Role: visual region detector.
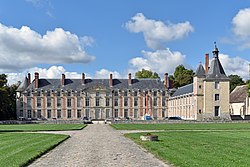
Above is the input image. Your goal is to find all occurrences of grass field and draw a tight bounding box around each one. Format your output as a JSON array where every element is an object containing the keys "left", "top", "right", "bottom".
[
  {"left": 111, "top": 123, "right": 250, "bottom": 130},
  {"left": 115, "top": 123, "right": 250, "bottom": 167},
  {"left": 0, "top": 132, "right": 69, "bottom": 167},
  {"left": 0, "top": 124, "right": 86, "bottom": 132}
]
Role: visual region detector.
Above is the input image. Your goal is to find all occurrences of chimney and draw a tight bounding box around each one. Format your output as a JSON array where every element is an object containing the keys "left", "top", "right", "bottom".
[
  {"left": 164, "top": 73, "right": 168, "bottom": 88},
  {"left": 34, "top": 72, "right": 39, "bottom": 89},
  {"left": 82, "top": 73, "right": 85, "bottom": 85},
  {"left": 128, "top": 73, "right": 132, "bottom": 85},
  {"left": 205, "top": 53, "right": 209, "bottom": 74},
  {"left": 28, "top": 73, "right": 31, "bottom": 86},
  {"left": 109, "top": 73, "right": 113, "bottom": 87},
  {"left": 61, "top": 74, "right": 65, "bottom": 86}
]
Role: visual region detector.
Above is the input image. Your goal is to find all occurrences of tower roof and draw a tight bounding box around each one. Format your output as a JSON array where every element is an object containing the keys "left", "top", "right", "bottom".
[
  {"left": 16, "top": 77, "right": 28, "bottom": 92},
  {"left": 205, "top": 44, "right": 230, "bottom": 81},
  {"left": 195, "top": 63, "right": 206, "bottom": 77}
]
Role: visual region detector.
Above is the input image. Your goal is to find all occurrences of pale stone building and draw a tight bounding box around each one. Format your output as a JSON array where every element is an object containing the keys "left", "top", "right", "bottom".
[{"left": 16, "top": 45, "right": 231, "bottom": 121}]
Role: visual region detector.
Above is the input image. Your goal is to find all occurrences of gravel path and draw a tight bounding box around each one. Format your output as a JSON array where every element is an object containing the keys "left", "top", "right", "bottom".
[{"left": 29, "top": 124, "right": 170, "bottom": 167}]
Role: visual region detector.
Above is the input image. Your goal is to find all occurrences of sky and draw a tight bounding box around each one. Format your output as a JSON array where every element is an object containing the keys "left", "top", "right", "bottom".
[{"left": 0, "top": 0, "right": 250, "bottom": 85}]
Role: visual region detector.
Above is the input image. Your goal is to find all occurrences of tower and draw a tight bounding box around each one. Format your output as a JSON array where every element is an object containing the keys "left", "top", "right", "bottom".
[{"left": 203, "top": 44, "right": 231, "bottom": 120}]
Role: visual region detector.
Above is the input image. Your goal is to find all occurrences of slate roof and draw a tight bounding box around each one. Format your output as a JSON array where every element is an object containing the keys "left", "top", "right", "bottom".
[
  {"left": 171, "top": 83, "right": 193, "bottom": 97},
  {"left": 230, "top": 85, "right": 248, "bottom": 103},
  {"left": 24, "top": 78, "right": 166, "bottom": 91},
  {"left": 195, "top": 63, "right": 206, "bottom": 77},
  {"left": 205, "top": 46, "right": 230, "bottom": 81},
  {"left": 16, "top": 77, "right": 28, "bottom": 92}
]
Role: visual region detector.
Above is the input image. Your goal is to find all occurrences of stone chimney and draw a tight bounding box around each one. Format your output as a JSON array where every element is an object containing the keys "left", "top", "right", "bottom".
[
  {"left": 34, "top": 72, "right": 39, "bottom": 89},
  {"left": 205, "top": 53, "right": 209, "bottom": 74},
  {"left": 28, "top": 73, "right": 31, "bottom": 86},
  {"left": 61, "top": 74, "right": 65, "bottom": 86},
  {"left": 109, "top": 74, "right": 113, "bottom": 87},
  {"left": 82, "top": 73, "right": 85, "bottom": 85},
  {"left": 128, "top": 73, "right": 132, "bottom": 85},
  {"left": 164, "top": 73, "right": 168, "bottom": 88}
]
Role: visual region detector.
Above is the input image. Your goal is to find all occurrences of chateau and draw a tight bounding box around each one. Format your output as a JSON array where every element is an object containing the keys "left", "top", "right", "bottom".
[{"left": 16, "top": 46, "right": 231, "bottom": 121}]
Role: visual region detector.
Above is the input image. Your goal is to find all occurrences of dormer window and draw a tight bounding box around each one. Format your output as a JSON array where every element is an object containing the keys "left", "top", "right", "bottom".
[{"left": 215, "top": 82, "right": 219, "bottom": 89}]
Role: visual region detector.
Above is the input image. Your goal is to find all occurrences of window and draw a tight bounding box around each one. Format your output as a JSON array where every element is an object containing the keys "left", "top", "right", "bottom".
[
  {"left": 77, "top": 91, "right": 81, "bottom": 96},
  {"left": 37, "top": 91, "right": 40, "bottom": 96},
  {"left": 27, "top": 91, "right": 30, "bottom": 96},
  {"left": 153, "top": 98, "right": 157, "bottom": 106},
  {"left": 37, "top": 98, "right": 41, "bottom": 107},
  {"left": 215, "top": 94, "right": 220, "bottom": 101},
  {"left": 47, "top": 98, "right": 51, "bottom": 107},
  {"left": 134, "top": 98, "right": 138, "bottom": 107},
  {"left": 96, "top": 92, "right": 100, "bottom": 97},
  {"left": 134, "top": 109, "right": 138, "bottom": 118},
  {"left": 162, "top": 109, "right": 165, "bottom": 117},
  {"left": 67, "top": 98, "right": 71, "bottom": 107},
  {"left": 67, "top": 109, "right": 71, "bottom": 118},
  {"left": 134, "top": 91, "right": 137, "bottom": 96},
  {"left": 124, "top": 91, "right": 127, "bottom": 96},
  {"left": 85, "top": 98, "right": 90, "bottom": 107},
  {"left": 124, "top": 109, "right": 128, "bottom": 118},
  {"left": 47, "top": 109, "right": 51, "bottom": 118},
  {"left": 114, "top": 91, "right": 118, "bottom": 96},
  {"left": 199, "top": 85, "right": 202, "bottom": 89},
  {"left": 20, "top": 98, "right": 23, "bottom": 107},
  {"left": 57, "top": 98, "right": 61, "bottom": 107},
  {"left": 27, "top": 110, "right": 32, "bottom": 118},
  {"left": 114, "top": 109, "right": 118, "bottom": 118},
  {"left": 37, "top": 110, "right": 41, "bottom": 118},
  {"left": 215, "top": 82, "right": 220, "bottom": 89},
  {"left": 96, "top": 98, "right": 100, "bottom": 106},
  {"left": 214, "top": 106, "right": 220, "bottom": 116},
  {"left": 57, "top": 91, "right": 60, "bottom": 96},
  {"left": 19, "top": 110, "right": 23, "bottom": 117},
  {"left": 114, "top": 98, "right": 118, "bottom": 106},
  {"left": 85, "top": 109, "right": 90, "bottom": 117},
  {"left": 106, "top": 98, "right": 110, "bottom": 106},
  {"left": 124, "top": 98, "right": 128, "bottom": 106},
  {"left": 57, "top": 110, "right": 61, "bottom": 118},
  {"left": 47, "top": 91, "right": 50, "bottom": 96},
  {"left": 153, "top": 91, "right": 157, "bottom": 96},
  {"left": 199, "top": 109, "right": 202, "bottom": 114},
  {"left": 77, "top": 109, "right": 81, "bottom": 118},
  {"left": 106, "top": 92, "right": 110, "bottom": 96},
  {"left": 67, "top": 91, "right": 71, "bottom": 96},
  {"left": 27, "top": 98, "right": 31, "bottom": 107},
  {"left": 162, "top": 91, "right": 165, "bottom": 96},
  {"left": 77, "top": 98, "right": 81, "bottom": 107},
  {"left": 162, "top": 97, "right": 166, "bottom": 106},
  {"left": 106, "top": 109, "right": 110, "bottom": 118}
]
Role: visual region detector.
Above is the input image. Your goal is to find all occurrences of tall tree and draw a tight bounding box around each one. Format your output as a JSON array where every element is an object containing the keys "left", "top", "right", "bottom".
[
  {"left": 173, "top": 65, "right": 194, "bottom": 88},
  {"left": 228, "top": 74, "right": 244, "bottom": 92},
  {"left": 135, "top": 69, "right": 160, "bottom": 79}
]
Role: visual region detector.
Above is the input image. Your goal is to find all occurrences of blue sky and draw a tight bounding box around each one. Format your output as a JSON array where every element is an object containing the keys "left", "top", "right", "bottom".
[{"left": 0, "top": 0, "right": 250, "bottom": 84}]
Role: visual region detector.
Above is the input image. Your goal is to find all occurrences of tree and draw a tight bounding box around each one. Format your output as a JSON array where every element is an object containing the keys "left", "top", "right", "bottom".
[
  {"left": 135, "top": 69, "right": 160, "bottom": 79},
  {"left": 173, "top": 65, "right": 194, "bottom": 88},
  {"left": 0, "top": 74, "right": 18, "bottom": 120},
  {"left": 228, "top": 74, "right": 244, "bottom": 92}
]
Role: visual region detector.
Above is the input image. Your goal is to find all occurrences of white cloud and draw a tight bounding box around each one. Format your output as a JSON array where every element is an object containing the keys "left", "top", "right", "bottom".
[
  {"left": 219, "top": 54, "right": 250, "bottom": 80},
  {"left": 0, "top": 23, "right": 95, "bottom": 72},
  {"left": 125, "top": 13, "right": 194, "bottom": 49},
  {"left": 94, "top": 69, "right": 122, "bottom": 79},
  {"left": 129, "top": 48, "right": 186, "bottom": 76},
  {"left": 232, "top": 8, "right": 250, "bottom": 38}
]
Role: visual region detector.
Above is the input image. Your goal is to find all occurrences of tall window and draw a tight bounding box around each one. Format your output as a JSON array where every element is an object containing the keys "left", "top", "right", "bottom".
[
  {"left": 37, "top": 110, "right": 41, "bottom": 118},
  {"left": 124, "top": 91, "right": 127, "bottom": 96},
  {"left": 47, "top": 109, "right": 51, "bottom": 118},
  {"left": 153, "top": 91, "right": 157, "bottom": 96},
  {"left": 77, "top": 109, "right": 81, "bottom": 118},
  {"left": 57, "top": 98, "right": 61, "bottom": 107},
  {"left": 134, "top": 109, "right": 138, "bottom": 118},
  {"left": 96, "top": 98, "right": 100, "bottom": 106},
  {"left": 124, "top": 98, "right": 128, "bottom": 106},
  {"left": 77, "top": 97, "right": 81, "bottom": 107},
  {"left": 85, "top": 109, "right": 90, "bottom": 117},
  {"left": 47, "top": 91, "right": 50, "bottom": 97},
  {"left": 67, "top": 109, "right": 71, "bottom": 118},
  {"left": 106, "top": 98, "right": 110, "bottom": 106},
  {"left": 114, "top": 109, "right": 118, "bottom": 118},
  {"left": 134, "top": 91, "right": 137, "bottom": 96},
  {"left": 114, "top": 91, "right": 118, "bottom": 96},
  {"left": 215, "top": 94, "right": 220, "bottom": 101},
  {"left": 106, "top": 92, "right": 110, "bottom": 96},
  {"left": 124, "top": 109, "right": 128, "bottom": 118},
  {"left": 37, "top": 98, "right": 41, "bottom": 107},
  {"left": 27, "top": 110, "right": 32, "bottom": 118},
  {"left": 106, "top": 109, "right": 110, "bottom": 118},
  {"left": 215, "top": 82, "right": 220, "bottom": 89},
  {"left": 96, "top": 92, "right": 100, "bottom": 97},
  {"left": 47, "top": 98, "right": 51, "bottom": 107},
  {"left": 57, "top": 109, "right": 61, "bottom": 118},
  {"left": 19, "top": 110, "right": 23, "bottom": 117},
  {"left": 162, "top": 109, "right": 165, "bottom": 118},
  {"left": 37, "top": 91, "right": 40, "bottom": 96},
  {"left": 114, "top": 98, "right": 118, "bottom": 106},
  {"left": 27, "top": 98, "right": 31, "bottom": 107},
  {"left": 214, "top": 106, "right": 220, "bottom": 116},
  {"left": 153, "top": 98, "right": 157, "bottom": 106},
  {"left": 57, "top": 91, "right": 60, "bottom": 96},
  {"left": 67, "top": 91, "right": 71, "bottom": 96},
  {"left": 85, "top": 98, "right": 90, "bottom": 107},
  {"left": 162, "top": 97, "right": 166, "bottom": 106},
  {"left": 134, "top": 98, "right": 138, "bottom": 107},
  {"left": 67, "top": 98, "right": 71, "bottom": 107}
]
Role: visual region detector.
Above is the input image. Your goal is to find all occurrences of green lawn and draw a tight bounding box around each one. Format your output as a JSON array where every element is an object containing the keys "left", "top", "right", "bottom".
[
  {"left": 111, "top": 123, "right": 250, "bottom": 130},
  {"left": 0, "top": 133, "right": 69, "bottom": 167},
  {"left": 0, "top": 124, "right": 86, "bottom": 132}
]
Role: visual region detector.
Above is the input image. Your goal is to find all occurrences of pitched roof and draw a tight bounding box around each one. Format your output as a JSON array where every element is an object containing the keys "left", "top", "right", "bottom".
[
  {"left": 25, "top": 78, "right": 166, "bottom": 91},
  {"left": 205, "top": 46, "right": 230, "bottom": 81},
  {"left": 171, "top": 83, "right": 193, "bottom": 97},
  {"left": 16, "top": 77, "right": 28, "bottom": 92},
  {"left": 230, "top": 85, "right": 248, "bottom": 103},
  {"left": 195, "top": 63, "right": 206, "bottom": 77}
]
